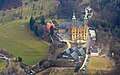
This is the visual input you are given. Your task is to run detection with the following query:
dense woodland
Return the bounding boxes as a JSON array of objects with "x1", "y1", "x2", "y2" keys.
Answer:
[
  {"x1": 57, "y1": 0, "x2": 120, "y2": 25},
  {"x1": 89, "y1": 0, "x2": 120, "y2": 75},
  {"x1": 0, "y1": 0, "x2": 22, "y2": 10},
  {"x1": 57, "y1": 0, "x2": 83, "y2": 19}
]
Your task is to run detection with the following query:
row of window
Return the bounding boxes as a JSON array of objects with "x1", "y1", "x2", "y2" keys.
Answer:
[
  {"x1": 72, "y1": 31, "x2": 87, "y2": 33},
  {"x1": 72, "y1": 33, "x2": 87, "y2": 36}
]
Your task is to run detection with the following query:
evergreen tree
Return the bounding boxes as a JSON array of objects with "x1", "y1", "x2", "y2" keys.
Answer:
[
  {"x1": 18, "y1": 57, "x2": 22, "y2": 62},
  {"x1": 74, "y1": 65, "x2": 80, "y2": 72},
  {"x1": 0, "y1": 0, "x2": 22, "y2": 10},
  {"x1": 50, "y1": 26, "x2": 54, "y2": 36},
  {"x1": 40, "y1": 15, "x2": 46, "y2": 25},
  {"x1": 33, "y1": 25, "x2": 39, "y2": 37},
  {"x1": 29, "y1": 17, "x2": 35, "y2": 31},
  {"x1": 0, "y1": 0, "x2": 4, "y2": 9}
]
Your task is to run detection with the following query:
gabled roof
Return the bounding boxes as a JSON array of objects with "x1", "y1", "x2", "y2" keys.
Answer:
[
  {"x1": 61, "y1": 47, "x2": 85, "y2": 60},
  {"x1": 65, "y1": 49, "x2": 71, "y2": 54},
  {"x1": 58, "y1": 20, "x2": 84, "y2": 29},
  {"x1": 77, "y1": 48, "x2": 85, "y2": 56},
  {"x1": 71, "y1": 47, "x2": 76, "y2": 51},
  {"x1": 70, "y1": 51, "x2": 78, "y2": 60}
]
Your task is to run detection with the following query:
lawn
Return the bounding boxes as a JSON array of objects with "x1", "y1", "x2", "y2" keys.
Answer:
[
  {"x1": 0, "y1": 0, "x2": 57, "y2": 66},
  {"x1": 0, "y1": 60, "x2": 7, "y2": 74},
  {"x1": 0, "y1": 0, "x2": 56, "y2": 24},
  {"x1": 0, "y1": 20, "x2": 50, "y2": 66},
  {"x1": 86, "y1": 57, "x2": 114, "y2": 74}
]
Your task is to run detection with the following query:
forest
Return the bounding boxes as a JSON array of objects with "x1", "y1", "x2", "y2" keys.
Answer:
[{"x1": 0, "y1": 0, "x2": 22, "y2": 10}]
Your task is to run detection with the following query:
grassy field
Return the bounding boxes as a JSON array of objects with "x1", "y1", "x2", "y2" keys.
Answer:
[
  {"x1": 0, "y1": 0, "x2": 56, "y2": 24},
  {"x1": 0, "y1": 60, "x2": 7, "y2": 74},
  {"x1": 0, "y1": 0, "x2": 57, "y2": 66},
  {"x1": 0, "y1": 20, "x2": 50, "y2": 66},
  {"x1": 86, "y1": 57, "x2": 114, "y2": 74}
]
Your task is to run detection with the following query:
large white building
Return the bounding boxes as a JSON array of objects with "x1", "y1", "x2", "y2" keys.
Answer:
[{"x1": 89, "y1": 30, "x2": 96, "y2": 40}]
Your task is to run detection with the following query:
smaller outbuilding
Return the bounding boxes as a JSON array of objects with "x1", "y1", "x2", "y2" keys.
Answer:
[
  {"x1": 61, "y1": 47, "x2": 85, "y2": 61},
  {"x1": 46, "y1": 22, "x2": 57, "y2": 34},
  {"x1": 89, "y1": 29, "x2": 96, "y2": 40}
]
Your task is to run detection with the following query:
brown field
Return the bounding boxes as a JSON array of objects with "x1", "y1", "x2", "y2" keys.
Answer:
[{"x1": 86, "y1": 56, "x2": 114, "y2": 74}]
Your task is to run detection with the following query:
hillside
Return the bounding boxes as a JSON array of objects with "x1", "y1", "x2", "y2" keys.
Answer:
[
  {"x1": 0, "y1": 0, "x2": 120, "y2": 74},
  {"x1": 0, "y1": 0, "x2": 22, "y2": 10},
  {"x1": 57, "y1": 0, "x2": 120, "y2": 25},
  {"x1": 0, "y1": 0, "x2": 57, "y2": 24},
  {"x1": 0, "y1": 0, "x2": 56, "y2": 66},
  {"x1": 90, "y1": 0, "x2": 120, "y2": 26},
  {"x1": 88, "y1": 0, "x2": 120, "y2": 74},
  {"x1": 0, "y1": 20, "x2": 50, "y2": 66},
  {"x1": 57, "y1": 0, "x2": 120, "y2": 74},
  {"x1": 89, "y1": 0, "x2": 120, "y2": 52}
]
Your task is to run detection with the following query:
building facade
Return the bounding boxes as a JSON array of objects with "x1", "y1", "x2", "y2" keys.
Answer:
[
  {"x1": 58, "y1": 11, "x2": 88, "y2": 42},
  {"x1": 71, "y1": 12, "x2": 88, "y2": 41}
]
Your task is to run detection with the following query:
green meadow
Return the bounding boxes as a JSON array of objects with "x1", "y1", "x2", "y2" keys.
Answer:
[
  {"x1": 0, "y1": 0, "x2": 56, "y2": 66},
  {"x1": 0, "y1": 20, "x2": 50, "y2": 66},
  {"x1": 0, "y1": 60, "x2": 7, "y2": 74}
]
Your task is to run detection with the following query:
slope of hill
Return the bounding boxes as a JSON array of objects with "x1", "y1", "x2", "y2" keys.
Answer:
[
  {"x1": 57, "y1": 0, "x2": 120, "y2": 74},
  {"x1": 0, "y1": 20, "x2": 49, "y2": 66},
  {"x1": 57, "y1": 0, "x2": 120, "y2": 26},
  {"x1": 89, "y1": 0, "x2": 120, "y2": 74},
  {"x1": 0, "y1": 0, "x2": 120, "y2": 74},
  {"x1": 0, "y1": 0, "x2": 22, "y2": 10},
  {"x1": 90, "y1": 0, "x2": 120, "y2": 26},
  {"x1": 0, "y1": 0, "x2": 57, "y2": 66},
  {"x1": 89, "y1": 0, "x2": 120, "y2": 53},
  {"x1": 0, "y1": 60, "x2": 7, "y2": 74},
  {"x1": 0, "y1": 0, "x2": 57, "y2": 24}
]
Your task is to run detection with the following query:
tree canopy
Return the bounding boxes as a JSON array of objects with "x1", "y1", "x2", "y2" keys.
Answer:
[
  {"x1": 29, "y1": 17, "x2": 35, "y2": 31},
  {"x1": 40, "y1": 15, "x2": 46, "y2": 25},
  {"x1": 50, "y1": 26, "x2": 54, "y2": 36}
]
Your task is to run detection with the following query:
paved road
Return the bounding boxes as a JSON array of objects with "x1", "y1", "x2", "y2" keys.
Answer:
[
  {"x1": 56, "y1": 34, "x2": 71, "y2": 50},
  {"x1": 62, "y1": 40, "x2": 71, "y2": 50},
  {"x1": 80, "y1": 54, "x2": 89, "y2": 70},
  {"x1": 55, "y1": 19, "x2": 91, "y2": 70},
  {"x1": 57, "y1": 33, "x2": 91, "y2": 70},
  {"x1": 0, "y1": 53, "x2": 12, "y2": 67},
  {"x1": 86, "y1": 34, "x2": 91, "y2": 53}
]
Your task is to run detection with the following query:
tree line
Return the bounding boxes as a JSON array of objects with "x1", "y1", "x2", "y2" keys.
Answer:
[
  {"x1": 0, "y1": 0, "x2": 22, "y2": 10},
  {"x1": 57, "y1": 0, "x2": 83, "y2": 19},
  {"x1": 29, "y1": 15, "x2": 55, "y2": 38},
  {"x1": 29, "y1": 15, "x2": 46, "y2": 37},
  {"x1": 88, "y1": 0, "x2": 120, "y2": 75}
]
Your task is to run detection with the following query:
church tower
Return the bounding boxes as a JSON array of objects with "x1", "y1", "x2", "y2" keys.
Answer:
[{"x1": 72, "y1": 11, "x2": 77, "y2": 41}]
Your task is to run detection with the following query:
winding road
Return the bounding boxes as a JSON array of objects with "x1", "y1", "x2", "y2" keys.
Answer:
[
  {"x1": 0, "y1": 54, "x2": 12, "y2": 67},
  {"x1": 55, "y1": 19, "x2": 91, "y2": 72},
  {"x1": 56, "y1": 34, "x2": 71, "y2": 50}
]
